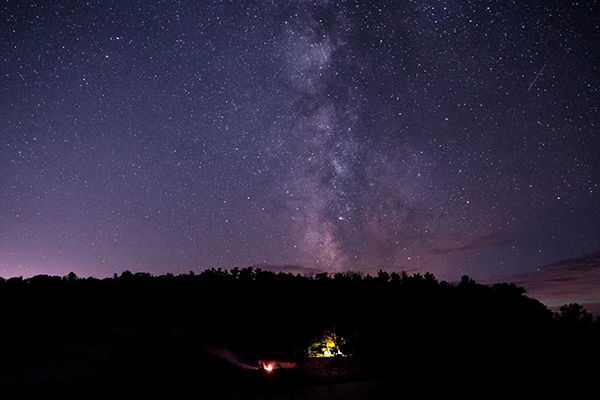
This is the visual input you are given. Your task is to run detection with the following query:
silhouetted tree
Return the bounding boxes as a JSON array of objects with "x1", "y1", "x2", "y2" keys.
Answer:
[
  {"x1": 424, "y1": 272, "x2": 438, "y2": 286},
  {"x1": 459, "y1": 275, "x2": 476, "y2": 287},
  {"x1": 400, "y1": 270, "x2": 408, "y2": 284},
  {"x1": 491, "y1": 282, "x2": 526, "y2": 296},
  {"x1": 238, "y1": 267, "x2": 254, "y2": 281},
  {"x1": 376, "y1": 269, "x2": 390, "y2": 283},
  {"x1": 7, "y1": 276, "x2": 24, "y2": 287},
  {"x1": 120, "y1": 270, "x2": 133, "y2": 280},
  {"x1": 555, "y1": 303, "x2": 593, "y2": 324},
  {"x1": 314, "y1": 272, "x2": 329, "y2": 281},
  {"x1": 64, "y1": 271, "x2": 78, "y2": 283}
]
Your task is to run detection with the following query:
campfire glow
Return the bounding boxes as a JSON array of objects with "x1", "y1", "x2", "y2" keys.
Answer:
[{"x1": 263, "y1": 363, "x2": 274, "y2": 372}]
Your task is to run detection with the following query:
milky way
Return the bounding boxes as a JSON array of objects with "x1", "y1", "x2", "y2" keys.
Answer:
[{"x1": 1, "y1": 0, "x2": 599, "y2": 281}]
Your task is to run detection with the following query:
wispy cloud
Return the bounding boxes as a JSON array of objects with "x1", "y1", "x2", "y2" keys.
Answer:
[
  {"x1": 486, "y1": 251, "x2": 600, "y2": 316},
  {"x1": 430, "y1": 233, "x2": 514, "y2": 255}
]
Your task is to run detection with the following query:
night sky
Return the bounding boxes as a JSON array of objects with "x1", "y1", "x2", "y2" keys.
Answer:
[{"x1": 2, "y1": 1, "x2": 599, "y2": 291}]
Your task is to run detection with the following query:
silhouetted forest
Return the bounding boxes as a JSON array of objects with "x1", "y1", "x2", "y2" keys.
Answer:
[{"x1": 1, "y1": 268, "x2": 598, "y2": 399}]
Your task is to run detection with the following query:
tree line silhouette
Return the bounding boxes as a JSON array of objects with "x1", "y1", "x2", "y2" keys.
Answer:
[
  {"x1": 0, "y1": 267, "x2": 598, "y2": 398},
  {"x1": 1, "y1": 268, "x2": 596, "y2": 348}
]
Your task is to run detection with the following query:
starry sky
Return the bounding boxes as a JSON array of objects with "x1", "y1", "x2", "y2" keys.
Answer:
[{"x1": 1, "y1": 0, "x2": 599, "y2": 286}]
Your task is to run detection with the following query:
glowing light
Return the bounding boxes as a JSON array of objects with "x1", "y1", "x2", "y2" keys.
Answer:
[
  {"x1": 263, "y1": 362, "x2": 274, "y2": 372},
  {"x1": 308, "y1": 332, "x2": 345, "y2": 357}
]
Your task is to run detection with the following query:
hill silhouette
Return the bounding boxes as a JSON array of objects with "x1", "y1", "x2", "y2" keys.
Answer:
[{"x1": 0, "y1": 268, "x2": 598, "y2": 399}]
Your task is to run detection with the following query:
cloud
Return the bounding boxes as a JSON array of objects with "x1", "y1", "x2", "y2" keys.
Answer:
[
  {"x1": 486, "y1": 251, "x2": 600, "y2": 316},
  {"x1": 430, "y1": 233, "x2": 514, "y2": 255}
]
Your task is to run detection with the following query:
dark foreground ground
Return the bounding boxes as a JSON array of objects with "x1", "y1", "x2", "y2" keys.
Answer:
[
  {"x1": 1, "y1": 322, "x2": 597, "y2": 400},
  {"x1": 2, "y1": 270, "x2": 598, "y2": 399}
]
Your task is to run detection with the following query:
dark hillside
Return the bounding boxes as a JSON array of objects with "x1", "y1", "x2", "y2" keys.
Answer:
[{"x1": 0, "y1": 269, "x2": 597, "y2": 399}]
